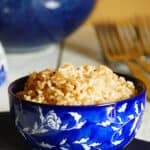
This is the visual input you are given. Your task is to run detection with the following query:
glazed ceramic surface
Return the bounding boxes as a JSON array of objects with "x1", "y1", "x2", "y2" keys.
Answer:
[
  {"x1": 9, "y1": 74, "x2": 146, "y2": 150},
  {"x1": 0, "y1": 0, "x2": 95, "y2": 47},
  {"x1": 0, "y1": 65, "x2": 6, "y2": 86},
  {"x1": 0, "y1": 43, "x2": 7, "y2": 87}
]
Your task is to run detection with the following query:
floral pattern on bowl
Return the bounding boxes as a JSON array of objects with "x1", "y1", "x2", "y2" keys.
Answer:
[{"x1": 9, "y1": 74, "x2": 146, "y2": 150}]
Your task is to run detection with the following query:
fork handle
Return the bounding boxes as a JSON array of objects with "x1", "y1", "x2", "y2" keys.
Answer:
[
  {"x1": 126, "y1": 60, "x2": 150, "y2": 98},
  {"x1": 137, "y1": 58, "x2": 150, "y2": 73}
]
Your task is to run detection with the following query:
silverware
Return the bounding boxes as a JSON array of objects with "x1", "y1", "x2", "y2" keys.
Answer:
[
  {"x1": 95, "y1": 24, "x2": 150, "y2": 97},
  {"x1": 116, "y1": 22, "x2": 150, "y2": 73}
]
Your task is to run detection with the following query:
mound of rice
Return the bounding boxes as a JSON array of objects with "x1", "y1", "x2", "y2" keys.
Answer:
[{"x1": 16, "y1": 64, "x2": 136, "y2": 105}]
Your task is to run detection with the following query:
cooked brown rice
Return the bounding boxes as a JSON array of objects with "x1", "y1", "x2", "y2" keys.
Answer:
[{"x1": 16, "y1": 64, "x2": 136, "y2": 105}]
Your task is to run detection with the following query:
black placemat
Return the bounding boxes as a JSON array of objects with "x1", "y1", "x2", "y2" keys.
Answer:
[
  {"x1": 0, "y1": 112, "x2": 31, "y2": 150},
  {"x1": 0, "y1": 112, "x2": 150, "y2": 150}
]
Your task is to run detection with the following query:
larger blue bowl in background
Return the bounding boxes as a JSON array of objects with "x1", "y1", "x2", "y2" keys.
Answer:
[
  {"x1": 8, "y1": 74, "x2": 146, "y2": 150},
  {"x1": 0, "y1": 0, "x2": 95, "y2": 47}
]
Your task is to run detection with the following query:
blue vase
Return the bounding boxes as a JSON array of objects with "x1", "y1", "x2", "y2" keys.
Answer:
[{"x1": 0, "y1": 0, "x2": 95, "y2": 48}]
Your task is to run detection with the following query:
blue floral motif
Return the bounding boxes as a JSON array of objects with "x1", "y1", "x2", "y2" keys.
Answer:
[{"x1": 9, "y1": 74, "x2": 146, "y2": 150}]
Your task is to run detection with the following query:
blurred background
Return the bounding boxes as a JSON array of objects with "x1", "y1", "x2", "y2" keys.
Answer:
[
  {"x1": 88, "y1": 0, "x2": 150, "y2": 23},
  {"x1": 65, "y1": 0, "x2": 150, "y2": 96},
  {"x1": 66, "y1": 0, "x2": 150, "y2": 57},
  {"x1": 0, "y1": 0, "x2": 150, "y2": 142}
]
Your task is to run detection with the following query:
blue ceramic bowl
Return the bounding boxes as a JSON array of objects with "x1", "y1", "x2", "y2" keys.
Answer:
[
  {"x1": 8, "y1": 74, "x2": 146, "y2": 150},
  {"x1": 0, "y1": 0, "x2": 95, "y2": 47}
]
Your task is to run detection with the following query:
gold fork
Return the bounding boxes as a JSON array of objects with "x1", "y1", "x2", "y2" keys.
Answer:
[
  {"x1": 116, "y1": 22, "x2": 150, "y2": 73},
  {"x1": 95, "y1": 24, "x2": 150, "y2": 97},
  {"x1": 135, "y1": 17, "x2": 150, "y2": 55}
]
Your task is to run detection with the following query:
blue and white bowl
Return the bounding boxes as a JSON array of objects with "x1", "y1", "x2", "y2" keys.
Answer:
[{"x1": 8, "y1": 74, "x2": 146, "y2": 150}]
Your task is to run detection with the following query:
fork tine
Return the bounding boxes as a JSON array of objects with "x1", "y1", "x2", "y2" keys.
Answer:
[
  {"x1": 137, "y1": 18, "x2": 150, "y2": 55},
  {"x1": 134, "y1": 26, "x2": 145, "y2": 55},
  {"x1": 95, "y1": 25, "x2": 115, "y2": 60},
  {"x1": 104, "y1": 26, "x2": 117, "y2": 52},
  {"x1": 116, "y1": 24, "x2": 135, "y2": 58},
  {"x1": 126, "y1": 24, "x2": 143, "y2": 55},
  {"x1": 104, "y1": 24, "x2": 124, "y2": 60},
  {"x1": 139, "y1": 26, "x2": 150, "y2": 54},
  {"x1": 103, "y1": 25, "x2": 122, "y2": 60},
  {"x1": 122, "y1": 25, "x2": 134, "y2": 49},
  {"x1": 117, "y1": 23, "x2": 141, "y2": 57},
  {"x1": 144, "y1": 25, "x2": 150, "y2": 54}
]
